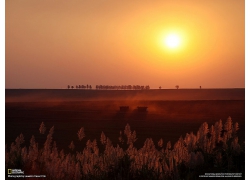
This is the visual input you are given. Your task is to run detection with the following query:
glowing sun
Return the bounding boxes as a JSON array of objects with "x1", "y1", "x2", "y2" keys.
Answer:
[{"x1": 164, "y1": 34, "x2": 181, "y2": 49}]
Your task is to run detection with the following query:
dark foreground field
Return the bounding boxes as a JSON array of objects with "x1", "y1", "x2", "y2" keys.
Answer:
[
  {"x1": 5, "y1": 89, "x2": 245, "y2": 150},
  {"x1": 5, "y1": 89, "x2": 245, "y2": 179}
]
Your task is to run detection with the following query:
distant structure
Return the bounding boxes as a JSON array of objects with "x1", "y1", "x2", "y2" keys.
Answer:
[
  {"x1": 200, "y1": 86, "x2": 202, "y2": 89},
  {"x1": 119, "y1": 106, "x2": 129, "y2": 112},
  {"x1": 137, "y1": 106, "x2": 148, "y2": 112}
]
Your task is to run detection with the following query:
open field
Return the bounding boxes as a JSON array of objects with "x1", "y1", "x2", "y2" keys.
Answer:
[
  {"x1": 5, "y1": 89, "x2": 245, "y2": 152},
  {"x1": 5, "y1": 88, "x2": 245, "y2": 101},
  {"x1": 5, "y1": 89, "x2": 245, "y2": 179}
]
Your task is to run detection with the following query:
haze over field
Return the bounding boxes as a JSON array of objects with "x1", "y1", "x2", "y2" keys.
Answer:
[
  {"x1": 5, "y1": 0, "x2": 244, "y2": 89},
  {"x1": 5, "y1": 89, "x2": 245, "y2": 102}
]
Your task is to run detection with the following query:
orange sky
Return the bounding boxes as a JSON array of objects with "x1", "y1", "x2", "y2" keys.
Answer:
[{"x1": 5, "y1": 0, "x2": 245, "y2": 89}]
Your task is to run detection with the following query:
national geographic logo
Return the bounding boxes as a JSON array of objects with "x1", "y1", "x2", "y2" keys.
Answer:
[
  {"x1": 7, "y1": 169, "x2": 46, "y2": 178},
  {"x1": 8, "y1": 169, "x2": 24, "y2": 174}
]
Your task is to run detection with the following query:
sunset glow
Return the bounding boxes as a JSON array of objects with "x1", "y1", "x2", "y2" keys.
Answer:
[
  {"x1": 4, "y1": 1, "x2": 246, "y2": 178},
  {"x1": 5, "y1": 0, "x2": 244, "y2": 89},
  {"x1": 164, "y1": 34, "x2": 181, "y2": 49}
]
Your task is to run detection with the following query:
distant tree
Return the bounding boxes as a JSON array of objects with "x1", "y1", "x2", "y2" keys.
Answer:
[
  {"x1": 200, "y1": 86, "x2": 201, "y2": 89},
  {"x1": 67, "y1": 85, "x2": 70, "y2": 89},
  {"x1": 71, "y1": 86, "x2": 74, "y2": 89},
  {"x1": 89, "y1": 85, "x2": 92, "y2": 89},
  {"x1": 175, "y1": 85, "x2": 179, "y2": 89},
  {"x1": 159, "y1": 86, "x2": 161, "y2": 89}
]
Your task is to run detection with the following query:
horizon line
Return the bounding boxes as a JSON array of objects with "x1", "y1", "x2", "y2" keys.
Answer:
[{"x1": 5, "y1": 88, "x2": 245, "y2": 90}]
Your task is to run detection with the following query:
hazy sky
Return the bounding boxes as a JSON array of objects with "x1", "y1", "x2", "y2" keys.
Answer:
[{"x1": 5, "y1": 0, "x2": 245, "y2": 89}]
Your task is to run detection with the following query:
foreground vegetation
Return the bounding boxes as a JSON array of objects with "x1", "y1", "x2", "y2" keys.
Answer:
[{"x1": 6, "y1": 117, "x2": 244, "y2": 179}]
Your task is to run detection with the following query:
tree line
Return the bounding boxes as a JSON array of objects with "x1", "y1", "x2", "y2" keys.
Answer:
[
  {"x1": 67, "y1": 85, "x2": 92, "y2": 89},
  {"x1": 67, "y1": 84, "x2": 204, "y2": 90},
  {"x1": 67, "y1": 85, "x2": 150, "y2": 90},
  {"x1": 96, "y1": 85, "x2": 150, "y2": 90}
]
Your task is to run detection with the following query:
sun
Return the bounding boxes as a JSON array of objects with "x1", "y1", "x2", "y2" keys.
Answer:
[{"x1": 164, "y1": 34, "x2": 181, "y2": 49}]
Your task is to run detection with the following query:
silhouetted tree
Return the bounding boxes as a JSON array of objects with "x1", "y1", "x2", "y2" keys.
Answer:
[
  {"x1": 175, "y1": 85, "x2": 179, "y2": 89},
  {"x1": 67, "y1": 85, "x2": 70, "y2": 89}
]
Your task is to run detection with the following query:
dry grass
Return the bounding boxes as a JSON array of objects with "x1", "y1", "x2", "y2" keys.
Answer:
[
  {"x1": 6, "y1": 118, "x2": 244, "y2": 179},
  {"x1": 5, "y1": 89, "x2": 245, "y2": 179}
]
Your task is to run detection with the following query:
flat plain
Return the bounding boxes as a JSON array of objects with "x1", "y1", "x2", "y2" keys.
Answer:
[{"x1": 5, "y1": 89, "x2": 245, "y2": 151}]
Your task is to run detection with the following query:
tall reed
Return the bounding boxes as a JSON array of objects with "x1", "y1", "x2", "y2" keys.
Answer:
[{"x1": 6, "y1": 117, "x2": 244, "y2": 179}]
